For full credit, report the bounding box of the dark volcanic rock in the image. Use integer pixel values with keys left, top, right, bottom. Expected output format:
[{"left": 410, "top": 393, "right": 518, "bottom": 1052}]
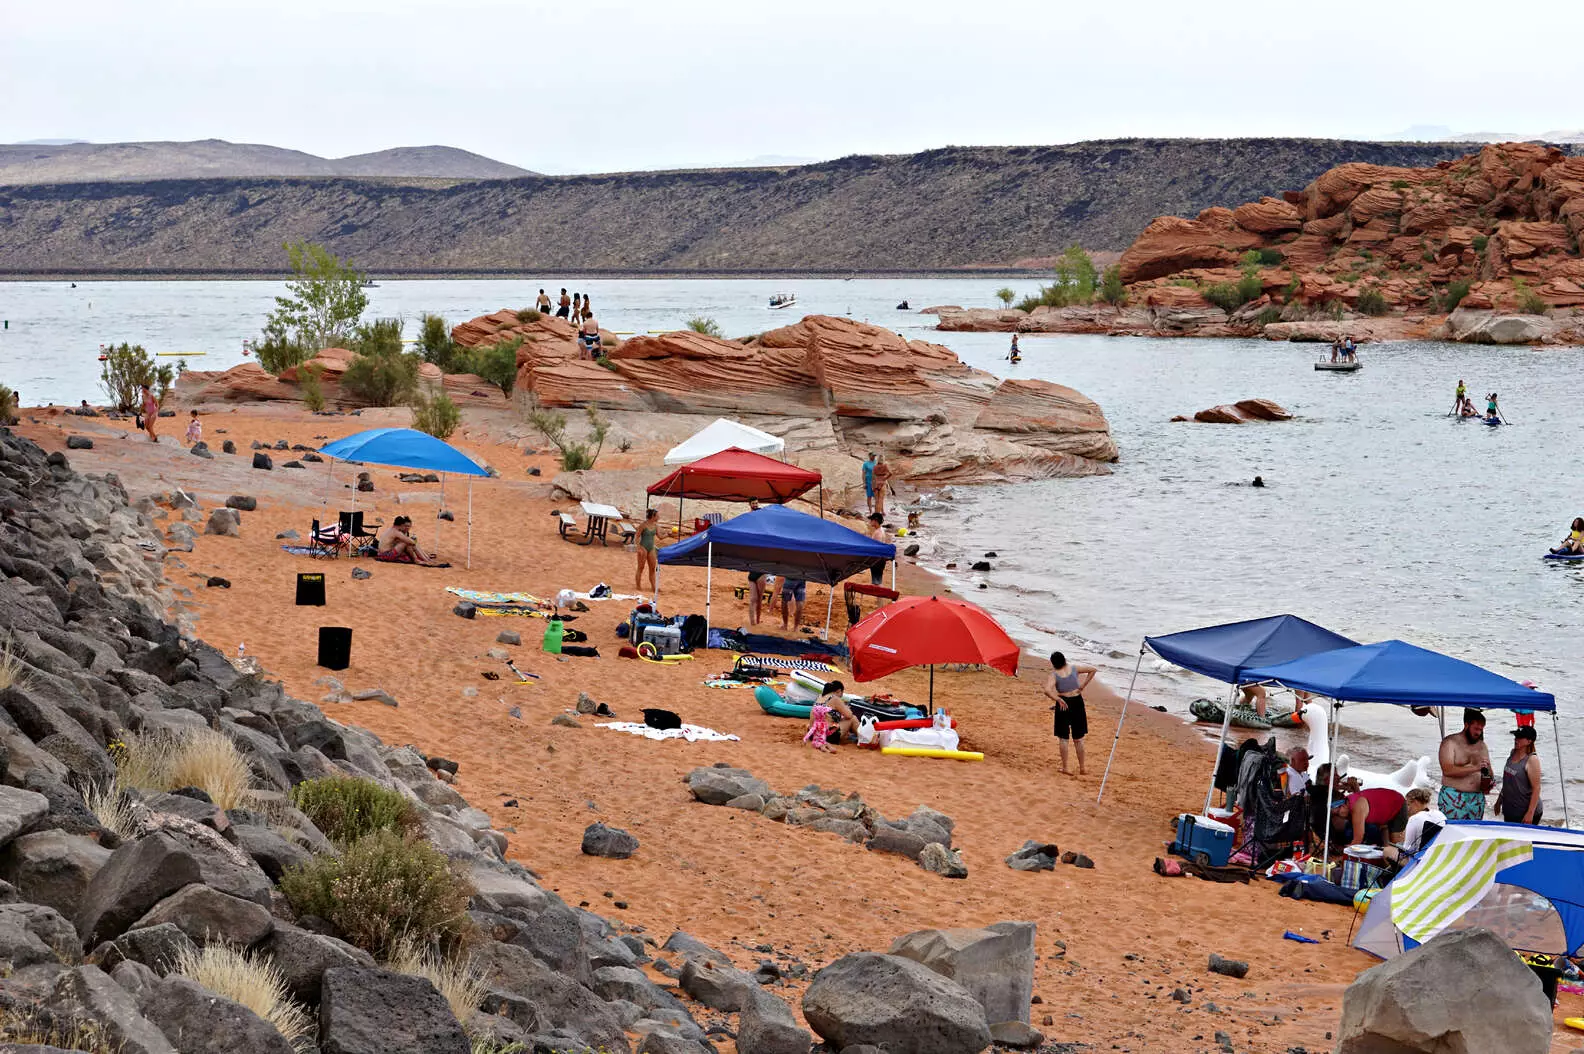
[{"left": 319, "top": 966, "right": 468, "bottom": 1054}]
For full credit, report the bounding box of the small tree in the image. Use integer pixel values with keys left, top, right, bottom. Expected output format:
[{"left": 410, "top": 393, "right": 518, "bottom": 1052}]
[
  {"left": 463, "top": 337, "right": 521, "bottom": 396},
  {"left": 1512, "top": 277, "right": 1548, "bottom": 315},
  {"left": 254, "top": 319, "right": 309, "bottom": 375},
  {"left": 0, "top": 384, "right": 16, "bottom": 423},
  {"left": 260, "top": 241, "right": 368, "bottom": 363},
  {"left": 1099, "top": 265, "right": 1127, "bottom": 306},
  {"left": 418, "top": 314, "right": 457, "bottom": 370},
  {"left": 527, "top": 405, "right": 609, "bottom": 472},
  {"left": 685, "top": 317, "right": 723, "bottom": 337},
  {"left": 299, "top": 363, "right": 326, "bottom": 412},
  {"left": 100, "top": 343, "right": 173, "bottom": 411},
  {"left": 995, "top": 287, "right": 1016, "bottom": 307},
  {"left": 410, "top": 391, "right": 461, "bottom": 439},
  {"left": 349, "top": 317, "right": 404, "bottom": 358},
  {"left": 1355, "top": 288, "right": 1390, "bottom": 316}
]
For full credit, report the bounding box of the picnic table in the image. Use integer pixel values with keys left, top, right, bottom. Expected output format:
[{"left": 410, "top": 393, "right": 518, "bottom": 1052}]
[{"left": 579, "top": 501, "right": 624, "bottom": 546}]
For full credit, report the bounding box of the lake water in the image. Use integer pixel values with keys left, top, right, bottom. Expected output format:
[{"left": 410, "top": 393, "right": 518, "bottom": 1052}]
[{"left": 2, "top": 278, "right": 1579, "bottom": 816}]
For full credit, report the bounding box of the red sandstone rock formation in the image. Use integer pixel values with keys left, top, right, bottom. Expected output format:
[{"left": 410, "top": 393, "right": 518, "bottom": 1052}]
[{"left": 1172, "top": 399, "right": 1293, "bottom": 424}]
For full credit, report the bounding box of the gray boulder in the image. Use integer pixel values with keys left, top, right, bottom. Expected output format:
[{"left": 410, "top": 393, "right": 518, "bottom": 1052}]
[
  {"left": 166, "top": 523, "right": 197, "bottom": 552},
  {"left": 203, "top": 508, "right": 240, "bottom": 537},
  {"left": 867, "top": 824, "right": 929, "bottom": 861},
  {"left": 0, "top": 828, "right": 113, "bottom": 918},
  {"left": 918, "top": 842, "right": 968, "bottom": 879},
  {"left": 67, "top": 435, "right": 95, "bottom": 450},
  {"left": 1004, "top": 841, "right": 1058, "bottom": 872},
  {"left": 592, "top": 964, "right": 688, "bottom": 1014},
  {"left": 661, "top": 930, "right": 734, "bottom": 967},
  {"left": 137, "top": 974, "right": 295, "bottom": 1054},
  {"left": 227, "top": 825, "right": 310, "bottom": 882},
  {"left": 479, "top": 900, "right": 592, "bottom": 987},
  {"left": 639, "top": 1031, "right": 713, "bottom": 1054},
  {"left": 75, "top": 832, "right": 203, "bottom": 947},
  {"left": 131, "top": 884, "right": 273, "bottom": 948},
  {"left": 472, "top": 940, "right": 627, "bottom": 1052},
  {"left": 581, "top": 822, "right": 639, "bottom": 859},
  {"left": 1336, "top": 927, "right": 1552, "bottom": 1054},
  {"left": 251, "top": 452, "right": 273, "bottom": 471},
  {"left": 686, "top": 766, "right": 772, "bottom": 806},
  {"left": 150, "top": 820, "right": 274, "bottom": 907},
  {"left": 678, "top": 955, "right": 757, "bottom": 1012},
  {"left": 889, "top": 921, "right": 1036, "bottom": 1027},
  {"left": 224, "top": 496, "right": 257, "bottom": 511},
  {"left": 738, "top": 987, "right": 813, "bottom": 1054},
  {"left": 46, "top": 964, "right": 178, "bottom": 1054},
  {"left": 0, "top": 901, "right": 82, "bottom": 969},
  {"left": 319, "top": 966, "right": 468, "bottom": 1054},
  {"left": 111, "top": 957, "right": 162, "bottom": 999},
  {"left": 802, "top": 952, "right": 991, "bottom": 1054},
  {"left": 0, "top": 785, "right": 52, "bottom": 848},
  {"left": 91, "top": 923, "right": 198, "bottom": 975},
  {"left": 256, "top": 921, "right": 373, "bottom": 1004}
]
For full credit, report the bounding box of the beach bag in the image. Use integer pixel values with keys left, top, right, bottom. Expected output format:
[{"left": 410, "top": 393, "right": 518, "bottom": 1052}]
[
  {"left": 561, "top": 628, "right": 588, "bottom": 644},
  {"left": 642, "top": 708, "right": 682, "bottom": 731},
  {"left": 135, "top": 414, "right": 145, "bottom": 429},
  {"left": 680, "top": 614, "right": 708, "bottom": 653},
  {"left": 732, "top": 656, "right": 776, "bottom": 681}
]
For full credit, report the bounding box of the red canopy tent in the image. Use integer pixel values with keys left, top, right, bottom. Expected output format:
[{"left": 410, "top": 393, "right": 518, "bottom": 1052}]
[{"left": 646, "top": 447, "right": 823, "bottom": 526}]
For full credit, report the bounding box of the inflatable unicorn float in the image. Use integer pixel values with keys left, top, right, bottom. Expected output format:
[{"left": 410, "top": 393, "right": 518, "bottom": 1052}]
[{"left": 1298, "top": 702, "right": 1435, "bottom": 794}]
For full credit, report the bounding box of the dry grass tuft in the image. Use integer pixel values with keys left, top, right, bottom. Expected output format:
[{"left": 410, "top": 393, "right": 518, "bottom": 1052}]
[
  {"left": 173, "top": 943, "right": 313, "bottom": 1050},
  {"left": 0, "top": 1001, "right": 122, "bottom": 1052},
  {"left": 389, "top": 939, "right": 489, "bottom": 1023},
  {"left": 81, "top": 779, "right": 145, "bottom": 841},
  {"left": 114, "top": 727, "right": 252, "bottom": 810},
  {"left": 0, "top": 635, "right": 30, "bottom": 693}
]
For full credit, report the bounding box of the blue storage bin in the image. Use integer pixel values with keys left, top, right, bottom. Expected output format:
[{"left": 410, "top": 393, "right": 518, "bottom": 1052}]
[{"left": 1171, "top": 813, "right": 1234, "bottom": 867}]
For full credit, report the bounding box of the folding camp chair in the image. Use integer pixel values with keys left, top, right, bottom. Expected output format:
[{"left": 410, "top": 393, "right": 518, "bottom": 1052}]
[
  {"left": 339, "top": 511, "right": 378, "bottom": 556},
  {"left": 308, "top": 519, "right": 344, "bottom": 559}
]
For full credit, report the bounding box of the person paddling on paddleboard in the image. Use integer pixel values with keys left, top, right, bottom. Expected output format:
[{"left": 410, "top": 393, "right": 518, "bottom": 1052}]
[
  {"left": 1487, "top": 392, "right": 1501, "bottom": 419},
  {"left": 1456, "top": 379, "right": 1466, "bottom": 408},
  {"left": 1552, "top": 517, "right": 1584, "bottom": 555},
  {"left": 1008, "top": 333, "right": 1021, "bottom": 363}
]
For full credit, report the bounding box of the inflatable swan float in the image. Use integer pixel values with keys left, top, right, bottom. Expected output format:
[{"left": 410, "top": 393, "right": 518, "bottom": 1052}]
[{"left": 1299, "top": 703, "right": 1434, "bottom": 794}]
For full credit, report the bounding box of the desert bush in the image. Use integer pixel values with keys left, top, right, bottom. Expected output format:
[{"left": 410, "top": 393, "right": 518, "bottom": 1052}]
[
  {"left": 255, "top": 320, "right": 311, "bottom": 375},
  {"left": 289, "top": 776, "right": 420, "bottom": 847},
  {"left": 1472, "top": 235, "right": 1489, "bottom": 254},
  {"left": 341, "top": 348, "right": 420, "bottom": 407},
  {"left": 1441, "top": 279, "right": 1472, "bottom": 312},
  {"left": 1355, "top": 288, "right": 1390, "bottom": 316},
  {"left": 0, "top": 1003, "right": 118, "bottom": 1052},
  {"left": 1282, "top": 276, "right": 1301, "bottom": 302},
  {"left": 463, "top": 338, "right": 521, "bottom": 396},
  {"left": 994, "top": 287, "right": 1015, "bottom": 306},
  {"left": 1254, "top": 305, "right": 1283, "bottom": 327},
  {"left": 390, "top": 939, "right": 490, "bottom": 1022},
  {"left": 350, "top": 317, "right": 404, "bottom": 358},
  {"left": 594, "top": 355, "right": 617, "bottom": 371},
  {"left": 280, "top": 830, "right": 473, "bottom": 958},
  {"left": 100, "top": 343, "right": 173, "bottom": 411},
  {"left": 685, "top": 316, "right": 723, "bottom": 337},
  {"left": 1016, "top": 245, "right": 1098, "bottom": 311},
  {"left": 82, "top": 779, "right": 143, "bottom": 841},
  {"left": 299, "top": 362, "right": 326, "bottom": 412},
  {"left": 1236, "top": 273, "right": 1264, "bottom": 303},
  {"left": 515, "top": 308, "right": 542, "bottom": 324},
  {"left": 0, "top": 383, "right": 15, "bottom": 422},
  {"left": 527, "top": 406, "right": 609, "bottom": 472},
  {"left": 1253, "top": 247, "right": 1284, "bottom": 266},
  {"left": 113, "top": 728, "right": 252, "bottom": 810},
  {"left": 1098, "top": 265, "right": 1127, "bottom": 306},
  {"left": 419, "top": 314, "right": 458, "bottom": 370},
  {"left": 410, "top": 391, "right": 461, "bottom": 439},
  {"left": 1513, "top": 277, "right": 1549, "bottom": 315},
  {"left": 174, "top": 943, "right": 313, "bottom": 1049},
  {"left": 1202, "top": 283, "right": 1246, "bottom": 312},
  {"left": 471, "top": 1040, "right": 527, "bottom": 1054}
]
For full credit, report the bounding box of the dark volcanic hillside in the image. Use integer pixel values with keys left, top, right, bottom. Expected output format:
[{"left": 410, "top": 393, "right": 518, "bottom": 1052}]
[{"left": 0, "top": 139, "right": 1482, "bottom": 273}]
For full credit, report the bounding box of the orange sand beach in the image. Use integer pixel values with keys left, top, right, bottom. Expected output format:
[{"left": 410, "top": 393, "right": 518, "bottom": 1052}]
[{"left": 16, "top": 402, "right": 1584, "bottom": 1054}]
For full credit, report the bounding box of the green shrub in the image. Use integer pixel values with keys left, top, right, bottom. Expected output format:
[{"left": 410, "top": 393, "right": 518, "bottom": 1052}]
[
  {"left": 1236, "top": 274, "right": 1264, "bottom": 303},
  {"left": 1390, "top": 179, "right": 1409, "bottom": 190},
  {"left": 1282, "top": 276, "right": 1301, "bottom": 303},
  {"left": 0, "top": 383, "right": 15, "bottom": 422},
  {"left": 1254, "top": 247, "right": 1284, "bottom": 266},
  {"left": 99, "top": 343, "right": 173, "bottom": 411},
  {"left": 1098, "top": 265, "right": 1127, "bottom": 306},
  {"left": 1423, "top": 250, "right": 1437, "bottom": 263},
  {"left": 350, "top": 317, "right": 405, "bottom": 358},
  {"left": 462, "top": 338, "right": 521, "bottom": 396},
  {"left": 1472, "top": 235, "right": 1489, "bottom": 254},
  {"left": 280, "top": 830, "right": 473, "bottom": 959},
  {"left": 1254, "top": 305, "right": 1283, "bottom": 327},
  {"left": 1355, "top": 288, "right": 1390, "bottom": 316},
  {"left": 685, "top": 316, "right": 723, "bottom": 337},
  {"left": 1442, "top": 279, "right": 1472, "bottom": 312},
  {"left": 289, "top": 776, "right": 420, "bottom": 847},
  {"left": 299, "top": 363, "right": 326, "bottom": 413},
  {"left": 1202, "top": 283, "right": 1246, "bottom": 312},
  {"left": 527, "top": 406, "right": 609, "bottom": 472},
  {"left": 594, "top": 355, "right": 618, "bottom": 371},
  {"left": 255, "top": 321, "right": 311, "bottom": 375},
  {"left": 419, "top": 314, "right": 458, "bottom": 370},
  {"left": 410, "top": 391, "right": 461, "bottom": 439},
  {"left": 1513, "top": 278, "right": 1548, "bottom": 315},
  {"left": 341, "top": 350, "right": 420, "bottom": 407},
  {"left": 1338, "top": 271, "right": 1362, "bottom": 283},
  {"left": 994, "top": 287, "right": 1015, "bottom": 307},
  {"left": 515, "top": 308, "right": 542, "bottom": 324},
  {"left": 1018, "top": 245, "right": 1099, "bottom": 311}
]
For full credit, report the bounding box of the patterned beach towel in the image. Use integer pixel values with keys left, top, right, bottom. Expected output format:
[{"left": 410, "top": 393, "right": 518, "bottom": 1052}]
[
  {"left": 736, "top": 655, "right": 839, "bottom": 673},
  {"left": 447, "top": 587, "right": 547, "bottom": 606}
]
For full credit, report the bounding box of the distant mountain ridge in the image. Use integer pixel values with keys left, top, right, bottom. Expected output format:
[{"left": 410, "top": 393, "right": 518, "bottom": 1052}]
[
  {"left": 0, "top": 138, "right": 1514, "bottom": 273},
  {"left": 0, "top": 138, "right": 533, "bottom": 183}
]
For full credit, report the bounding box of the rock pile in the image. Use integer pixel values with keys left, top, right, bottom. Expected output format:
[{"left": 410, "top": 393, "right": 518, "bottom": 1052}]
[
  {"left": 685, "top": 767, "right": 966, "bottom": 878},
  {"left": 0, "top": 428, "right": 724, "bottom": 1053}
]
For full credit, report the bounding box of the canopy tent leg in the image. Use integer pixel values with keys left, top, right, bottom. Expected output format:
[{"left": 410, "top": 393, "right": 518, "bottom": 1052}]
[
  {"left": 1200, "top": 681, "right": 1240, "bottom": 816},
  {"left": 1097, "top": 643, "right": 1147, "bottom": 805},
  {"left": 704, "top": 541, "right": 713, "bottom": 635},
  {"left": 822, "top": 585, "right": 833, "bottom": 641},
  {"left": 436, "top": 472, "right": 446, "bottom": 559},
  {"left": 1322, "top": 702, "right": 1343, "bottom": 874},
  {"left": 1552, "top": 711, "right": 1570, "bottom": 828},
  {"left": 819, "top": 486, "right": 825, "bottom": 519},
  {"left": 322, "top": 458, "right": 335, "bottom": 510},
  {"left": 466, "top": 478, "right": 473, "bottom": 570}
]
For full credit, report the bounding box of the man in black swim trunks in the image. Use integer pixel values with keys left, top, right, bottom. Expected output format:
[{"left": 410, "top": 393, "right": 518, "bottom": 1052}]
[
  {"left": 556, "top": 288, "right": 571, "bottom": 319},
  {"left": 1043, "top": 651, "right": 1097, "bottom": 776}
]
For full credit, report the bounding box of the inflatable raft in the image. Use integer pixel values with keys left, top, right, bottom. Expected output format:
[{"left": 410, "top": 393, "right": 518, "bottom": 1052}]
[{"left": 1190, "top": 697, "right": 1275, "bottom": 730}]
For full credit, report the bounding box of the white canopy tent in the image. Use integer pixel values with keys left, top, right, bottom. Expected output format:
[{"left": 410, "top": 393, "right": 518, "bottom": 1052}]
[{"left": 664, "top": 419, "right": 785, "bottom": 465}]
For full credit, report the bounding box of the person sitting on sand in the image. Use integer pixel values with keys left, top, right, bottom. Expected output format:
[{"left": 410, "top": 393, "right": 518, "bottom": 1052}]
[
  {"left": 1044, "top": 651, "right": 1096, "bottom": 776},
  {"left": 184, "top": 410, "right": 201, "bottom": 446},
  {"left": 1553, "top": 517, "right": 1584, "bottom": 555},
  {"left": 376, "top": 516, "right": 442, "bottom": 565},
  {"left": 818, "top": 681, "right": 858, "bottom": 741}
]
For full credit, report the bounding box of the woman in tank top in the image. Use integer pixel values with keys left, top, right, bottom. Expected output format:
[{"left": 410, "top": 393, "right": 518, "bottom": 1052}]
[{"left": 1496, "top": 726, "right": 1542, "bottom": 825}]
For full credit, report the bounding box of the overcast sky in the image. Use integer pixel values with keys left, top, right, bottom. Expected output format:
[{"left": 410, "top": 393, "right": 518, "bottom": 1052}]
[{"left": 6, "top": 0, "right": 1583, "bottom": 174}]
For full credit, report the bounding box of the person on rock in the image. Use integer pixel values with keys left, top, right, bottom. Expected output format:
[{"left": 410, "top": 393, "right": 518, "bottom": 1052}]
[
  {"left": 556, "top": 288, "right": 572, "bottom": 319},
  {"left": 579, "top": 308, "right": 602, "bottom": 359},
  {"left": 570, "top": 293, "right": 582, "bottom": 323},
  {"left": 871, "top": 453, "right": 892, "bottom": 518},
  {"left": 184, "top": 410, "right": 202, "bottom": 446},
  {"left": 861, "top": 452, "right": 877, "bottom": 514}
]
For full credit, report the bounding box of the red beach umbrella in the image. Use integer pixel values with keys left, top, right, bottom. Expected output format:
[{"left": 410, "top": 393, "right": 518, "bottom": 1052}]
[{"left": 846, "top": 595, "right": 1021, "bottom": 711}]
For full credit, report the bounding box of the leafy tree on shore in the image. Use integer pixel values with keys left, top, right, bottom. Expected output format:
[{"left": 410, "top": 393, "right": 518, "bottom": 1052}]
[
  {"left": 341, "top": 319, "right": 419, "bottom": 406},
  {"left": 1099, "top": 265, "right": 1127, "bottom": 306},
  {"left": 995, "top": 287, "right": 1015, "bottom": 307},
  {"left": 685, "top": 316, "right": 723, "bottom": 337},
  {"left": 463, "top": 337, "right": 521, "bottom": 396},
  {"left": 418, "top": 314, "right": 458, "bottom": 371},
  {"left": 100, "top": 343, "right": 174, "bottom": 410},
  {"left": 257, "top": 241, "right": 368, "bottom": 374},
  {"left": 1015, "top": 245, "right": 1098, "bottom": 311}
]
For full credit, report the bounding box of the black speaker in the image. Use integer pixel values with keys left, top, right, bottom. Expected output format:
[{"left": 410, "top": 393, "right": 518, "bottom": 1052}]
[
  {"left": 317, "top": 626, "right": 352, "bottom": 670},
  {"left": 296, "top": 572, "right": 326, "bottom": 606}
]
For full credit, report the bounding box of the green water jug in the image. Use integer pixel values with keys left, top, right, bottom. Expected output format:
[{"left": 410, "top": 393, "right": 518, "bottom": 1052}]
[{"left": 542, "top": 618, "right": 564, "bottom": 654}]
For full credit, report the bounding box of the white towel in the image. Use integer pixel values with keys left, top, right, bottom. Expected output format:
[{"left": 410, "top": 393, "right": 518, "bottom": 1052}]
[{"left": 595, "top": 721, "right": 740, "bottom": 743}]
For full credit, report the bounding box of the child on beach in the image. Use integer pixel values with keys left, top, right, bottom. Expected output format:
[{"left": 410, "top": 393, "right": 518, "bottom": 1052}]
[
  {"left": 804, "top": 703, "right": 835, "bottom": 752},
  {"left": 184, "top": 411, "right": 201, "bottom": 445}
]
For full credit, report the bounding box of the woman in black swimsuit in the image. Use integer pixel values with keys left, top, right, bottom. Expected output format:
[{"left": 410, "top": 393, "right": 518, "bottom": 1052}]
[{"left": 1044, "top": 651, "right": 1097, "bottom": 775}]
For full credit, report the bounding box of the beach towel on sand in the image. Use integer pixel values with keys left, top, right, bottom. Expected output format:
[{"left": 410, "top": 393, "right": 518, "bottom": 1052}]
[
  {"left": 595, "top": 721, "right": 740, "bottom": 743},
  {"left": 735, "top": 655, "right": 839, "bottom": 673}
]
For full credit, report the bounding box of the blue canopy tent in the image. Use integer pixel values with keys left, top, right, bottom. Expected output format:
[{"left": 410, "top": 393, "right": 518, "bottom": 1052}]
[
  {"left": 1244, "top": 640, "right": 1566, "bottom": 864},
  {"left": 1354, "top": 821, "right": 1584, "bottom": 961},
  {"left": 317, "top": 428, "right": 491, "bottom": 568},
  {"left": 657, "top": 504, "right": 895, "bottom": 636},
  {"left": 1097, "top": 615, "right": 1359, "bottom": 807}
]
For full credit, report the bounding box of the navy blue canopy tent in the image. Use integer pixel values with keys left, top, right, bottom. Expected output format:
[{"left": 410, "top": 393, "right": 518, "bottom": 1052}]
[
  {"left": 1097, "top": 615, "right": 1358, "bottom": 806},
  {"left": 317, "top": 428, "right": 490, "bottom": 568},
  {"left": 1245, "top": 640, "right": 1566, "bottom": 836},
  {"left": 658, "top": 504, "right": 895, "bottom": 635}
]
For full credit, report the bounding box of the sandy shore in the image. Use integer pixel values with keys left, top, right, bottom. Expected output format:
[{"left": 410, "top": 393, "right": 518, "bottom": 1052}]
[{"left": 16, "top": 402, "right": 1583, "bottom": 1053}]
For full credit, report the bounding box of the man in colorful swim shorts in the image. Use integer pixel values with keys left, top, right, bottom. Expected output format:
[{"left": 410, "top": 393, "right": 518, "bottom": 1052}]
[{"left": 1437, "top": 708, "right": 1492, "bottom": 820}]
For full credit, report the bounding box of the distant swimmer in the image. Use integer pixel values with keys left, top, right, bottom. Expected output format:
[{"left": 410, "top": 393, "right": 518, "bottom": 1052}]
[
  {"left": 896, "top": 300, "right": 910, "bottom": 310},
  {"left": 1251, "top": 475, "right": 1266, "bottom": 488}
]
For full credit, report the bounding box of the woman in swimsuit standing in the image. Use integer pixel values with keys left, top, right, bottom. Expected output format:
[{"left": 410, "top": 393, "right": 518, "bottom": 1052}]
[
  {"left": 1044, "top": 651, "right": 1097, "bottom": 776},
  {"left": 635, "top": 508, "right": 659, "bottom": 594}
]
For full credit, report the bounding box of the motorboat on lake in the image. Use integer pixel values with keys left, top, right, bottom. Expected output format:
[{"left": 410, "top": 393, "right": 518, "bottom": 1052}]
[{"left": 769, "top": 292, "right": 796, "bottom": 309}]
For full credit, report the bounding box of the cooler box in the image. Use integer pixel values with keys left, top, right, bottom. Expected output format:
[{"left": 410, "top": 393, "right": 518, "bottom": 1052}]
[
  {"left": 640, "top": 624, "right": 683, "bottom": 656},
  {"left": 1171, "top": 813, "right": 1234, "bottom": 866}
]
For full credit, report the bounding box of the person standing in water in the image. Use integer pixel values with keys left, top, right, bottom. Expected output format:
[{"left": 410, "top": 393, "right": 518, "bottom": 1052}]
[
  {"left": 1044, "top": 651, "right": 1097, "bottom": 776},
  {"left": 1009, "top": 334, "right": 1021, "bottom": 361}
]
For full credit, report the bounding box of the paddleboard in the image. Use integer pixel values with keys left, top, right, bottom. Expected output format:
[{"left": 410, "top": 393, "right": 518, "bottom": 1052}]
[
  {"left": 1543, "top": 552, "right": 1584, "bottom": 562},
  {"left": 1484, "top": 417, "right": 1502, "bottom": 427},
  {"left": 880, "top": 746, "right": 984, "bottom": 761}
]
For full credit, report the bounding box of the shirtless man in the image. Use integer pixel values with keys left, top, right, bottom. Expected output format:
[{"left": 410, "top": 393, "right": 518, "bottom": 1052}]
[
  {"left": 1437, "top": 708, "right": 1492, "bottom": 820},
  {"left": 376, "top": 516, "right": 442, "bottom": 566}
]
